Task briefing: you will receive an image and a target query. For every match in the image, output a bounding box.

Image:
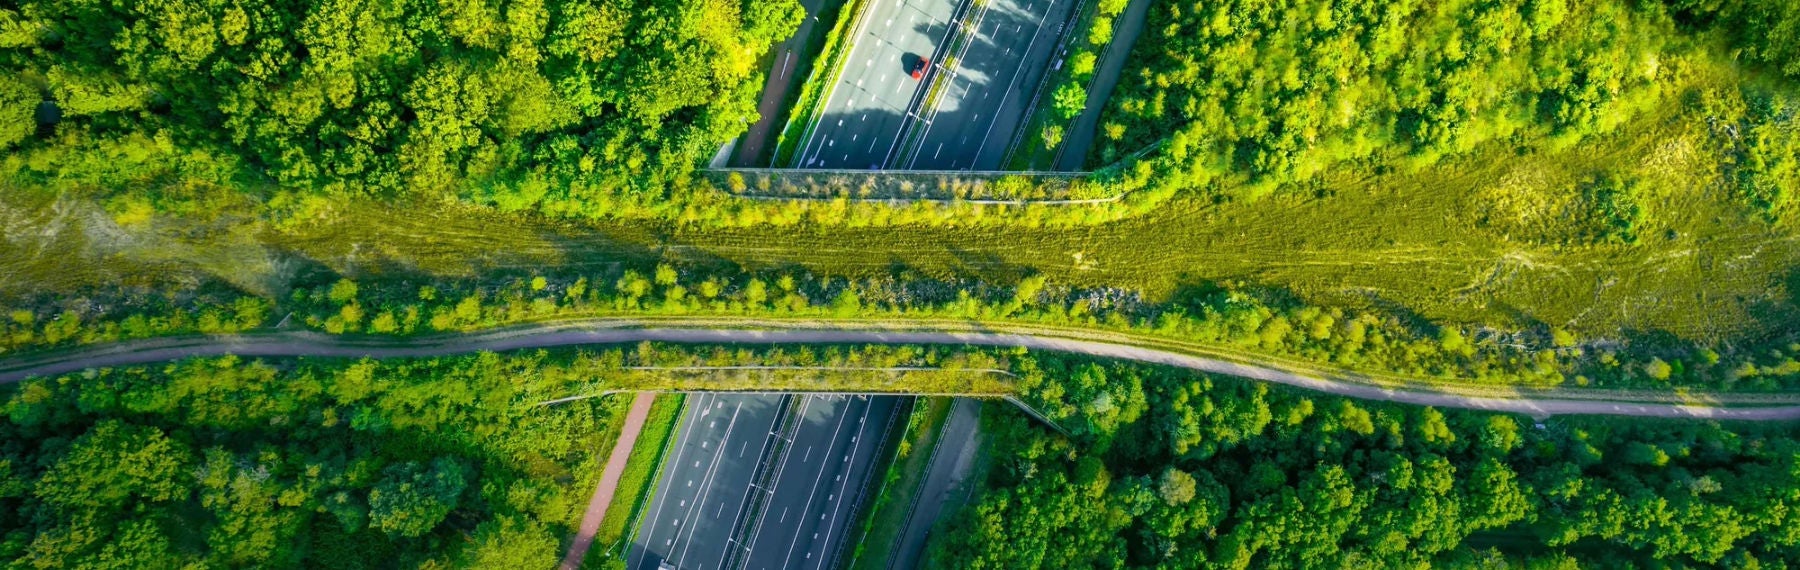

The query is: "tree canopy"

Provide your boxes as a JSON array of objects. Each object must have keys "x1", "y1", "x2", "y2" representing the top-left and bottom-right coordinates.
[
  {"x1": 932, "y1": 353, "x2": 1800, "y2": 568},
  {"x1": 0, "y1": 0, "x2": 800, "y2": 211}
]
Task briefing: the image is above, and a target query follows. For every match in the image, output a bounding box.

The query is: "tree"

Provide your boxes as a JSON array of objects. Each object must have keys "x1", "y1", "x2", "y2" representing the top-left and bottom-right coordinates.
[
  {"x1": 1053, "y1": 83, "x2": 1087, "y2": 120},
  {"x1": 369, "y1": 458, "x2": 470, "y2": 537},
  {"x1": 1070, "y1": 51, "x2": 1097, "y2": 78},
  {"x1": 1157, "y1": 468, "x2": 1196, "y2": 505},
  {"x1": 328, "y1": 279, "x2": 360, "y2": 305},
  {"x1": 0, "y1": 75, "x2": 34, "y2": 150},
  {"x1": 459, "y1": 515, "x2": 559, "y2": 567},
  {"x1": 36, "y1": 420, "x2": 191, "y2": 511}
]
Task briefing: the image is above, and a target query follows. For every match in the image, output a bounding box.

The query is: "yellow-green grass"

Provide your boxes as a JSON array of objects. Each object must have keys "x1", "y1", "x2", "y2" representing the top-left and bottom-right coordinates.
[{"x1": 4, "y1": 66, "x2": 1797, "y2": 352}]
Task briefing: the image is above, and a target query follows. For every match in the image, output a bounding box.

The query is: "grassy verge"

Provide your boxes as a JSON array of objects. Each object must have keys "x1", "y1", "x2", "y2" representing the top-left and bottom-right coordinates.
[
  {"x1": 601, "y1": 367, "x2": 1015, "y2": 395},
  {"x1": 585, "y1": 393, "x2": 687, "y2": 568},
  {"x1": 771, "y1": 0, "x2": 872, "y2": 167},
  {"x1": 1005, "y1": 0, "x2": 1122, "y2": 170},
  {"x1": 847, "y1": 397, "x2": 955, "y2": 570}
]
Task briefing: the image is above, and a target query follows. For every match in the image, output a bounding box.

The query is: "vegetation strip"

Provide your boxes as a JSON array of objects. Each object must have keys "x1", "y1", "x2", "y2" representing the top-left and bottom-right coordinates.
[
  {"x1": 590, "y1": 394, "x2": 686, "y2": 565},
  {"x1": 4, "y1": 323, "x2": 1799, "y2": 420}
]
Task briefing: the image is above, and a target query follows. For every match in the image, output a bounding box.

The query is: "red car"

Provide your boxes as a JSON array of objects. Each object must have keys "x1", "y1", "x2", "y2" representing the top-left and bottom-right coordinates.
[{"x1": 911, "y1": 58, "x2": 929, "y2": 79}]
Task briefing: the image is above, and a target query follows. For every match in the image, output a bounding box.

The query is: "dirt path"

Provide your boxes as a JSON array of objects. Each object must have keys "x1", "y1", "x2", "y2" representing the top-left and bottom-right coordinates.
[
  {"x1": 560, "y1": 391, "x2": 657, "y2": 570},
  {"x1": 3, "y1": 321, "x2": 1800, "y2": 420}
]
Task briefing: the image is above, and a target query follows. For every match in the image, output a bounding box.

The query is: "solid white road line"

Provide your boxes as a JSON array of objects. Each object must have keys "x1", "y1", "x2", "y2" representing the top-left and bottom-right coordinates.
[
  {"x1": 809, "y1": 399, "x2": 880, "y2": 570},
  {"x1": 776, "y1": 396, "x2": 858, "y2": 570},
  {"x1": 632, "y1": 393, "x2": 711, "y2": 570},
  {"x1": 712, "y1": 396, "x2": 786, "y2": 567},
  {"x1": 671, "y1": 399, "x2": 748, "y2": 567}
]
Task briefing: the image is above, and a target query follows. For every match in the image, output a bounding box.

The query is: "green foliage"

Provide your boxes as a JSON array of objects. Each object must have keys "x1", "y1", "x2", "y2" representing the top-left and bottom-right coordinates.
[
  {"x1": 1670, "y1": 0, "x2": 1800, "y2": 77},
  {"x1": 1052, "y1": 82, "x2": 1087, "y2": 120},
  {"x1": 34, "y1": 420, "x2": 190, "y2": 511},
  {"x1": 936, "y1": 353, "x2": 1800, "y2": 568},
  {"x1": 0, "y1": 0, "x2": 801, "y2": 212},
  {"x1": 369, "y1": 458, "x2": 470, "y2": 537},
  {"x1": 1096, "y1": 0, "x2": 1669, "y2": 186},
  {"x1": 1575, "y1": 173, "x2": 1647, "y2": 245},
  {"x1": 460, "y1": 515, "x2": 560, "y2": 568},
  {"x1": 1709, "y1": 89, "x2": 1800, "y2": 221},
  {"x1": 0, "y1": 352, "x2": 633, "y2": 567},
  {"x1": 1069, "y1": 51, "x2": 1096, "y2": 79},
  {"x1": 0, "y1": 74, "x2": 33, "y2": 151},
  {"x1": 1040, "y1": 124, "x2": 1064, "y2": 148}
]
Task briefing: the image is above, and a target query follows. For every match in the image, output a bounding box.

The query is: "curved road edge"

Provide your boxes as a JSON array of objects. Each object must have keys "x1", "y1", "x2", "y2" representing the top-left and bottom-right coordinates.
[{"x1": 1, "y1": 323, "x2": 1798, "y2": 421}]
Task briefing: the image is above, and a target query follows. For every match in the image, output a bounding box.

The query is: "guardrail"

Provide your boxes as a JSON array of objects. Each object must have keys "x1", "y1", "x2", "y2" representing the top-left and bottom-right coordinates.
[
  {"x1": 782, "y1": 0, "x2": 880, "y2": 167},
  {"x1": 700, "y1": 167, "x2": 1131, "y2": 204},
  {"x1": 826, "y1": 395, "x2": 910, "y2": 569},
  {"x1": 719, "y1": 394, "x2": 805, "y2": 570}
]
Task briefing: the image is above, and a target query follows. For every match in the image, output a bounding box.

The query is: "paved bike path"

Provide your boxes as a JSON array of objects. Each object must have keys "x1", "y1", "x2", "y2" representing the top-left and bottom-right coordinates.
[
  {"x1": 561, "y1": 391, "x2": 659, "y2": 570},
  {"x1": 3, "y1": 326, "x2": 1799, "y2": 420}
]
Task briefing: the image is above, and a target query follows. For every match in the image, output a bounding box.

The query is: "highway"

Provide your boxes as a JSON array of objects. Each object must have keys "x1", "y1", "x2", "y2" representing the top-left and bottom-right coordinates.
[
  {"x1": 794, "y1": 0, "x2": 962, "y2": 169},
  {"x1": 906, "y1": 0, "x2": 1078, "y2": 170},
  {"x1": 629, "y1": 393, "x2": 787, "y2": 570},
  {"x1": 886, "y1": 398, "x2": 982, "y2": 570},
  {"x1": 739, "y1": 394, "x2": 904, "y2": 570},
  {"x1": 732, "y1": 0, "x2": 839, "y2": 167}
]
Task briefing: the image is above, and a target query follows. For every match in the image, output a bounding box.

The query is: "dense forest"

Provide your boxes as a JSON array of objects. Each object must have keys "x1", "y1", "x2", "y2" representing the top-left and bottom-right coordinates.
[
  {"x1": 0, "y1": 0, "x2": 799, "y2": 212},
  {"x1": 0, "y1": 353, "x2": 622, "y2": 567},
  {"x1": 1091, "y1": 0, "x2": 1800, "y2": 208},
  {"x1": 930, "y1": 353, "x2": 1800, "y2": 568}
]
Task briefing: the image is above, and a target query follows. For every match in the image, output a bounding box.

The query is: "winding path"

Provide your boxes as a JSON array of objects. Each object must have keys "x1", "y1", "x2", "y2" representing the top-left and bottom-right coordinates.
[{"x1": 3, "y1": 321, "x2": 1799, "y2": 421}]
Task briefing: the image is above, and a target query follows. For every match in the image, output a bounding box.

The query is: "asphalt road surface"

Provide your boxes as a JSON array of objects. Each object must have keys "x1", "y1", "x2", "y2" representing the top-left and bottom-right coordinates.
[
  {"x1": 7, "y1": 323, "x2": 1800, "y2": 419},
  {"x1": 629, "y1": 393, "x2": 787, "y2": 570},
  {"x1": 793, "y1": 0, "x2": 961, "y2": 169},
  {"x1": 906, "y1": 0, "x2": 1078, "y2": 170},
  {"x1": 740, "y1": 394, "x2": 903, "y2": 570},
  {"x1": 1056, "y1": 0, "x2": 1150, "y2": 170},
  {"x1": 732, "y1": 0, "x2": 839, "y2": 167},
  {"x1": 887, "y1": 398, "x2": 981, "y2": 570}
]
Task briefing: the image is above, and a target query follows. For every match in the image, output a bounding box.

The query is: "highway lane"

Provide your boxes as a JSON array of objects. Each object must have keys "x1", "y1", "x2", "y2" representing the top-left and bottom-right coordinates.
[
  {"x1": 794, "y1": 0, "x2": 962, "y2": 169},
  {"x1": 629, "y1": 393, "x2": 787, "y2": 570},
  {"x1": 740, "y1": 394, "x2": 904, "y2": 570},
  {"x1": 908, "y1": 0, "x2": 1077, "y2": 170}
]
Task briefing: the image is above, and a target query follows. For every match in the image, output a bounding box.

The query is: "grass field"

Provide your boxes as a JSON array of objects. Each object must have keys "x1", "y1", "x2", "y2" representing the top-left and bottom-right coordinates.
[
  {"x1": 3, "y1": 61, "x2": 1798, "y2": 362},
  {"x1": 585, "y1": 393, "x2": 686, "y2": 569},
  {"x1": 8, "y1": 102, "x2": 1791, "y2": 339}
]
